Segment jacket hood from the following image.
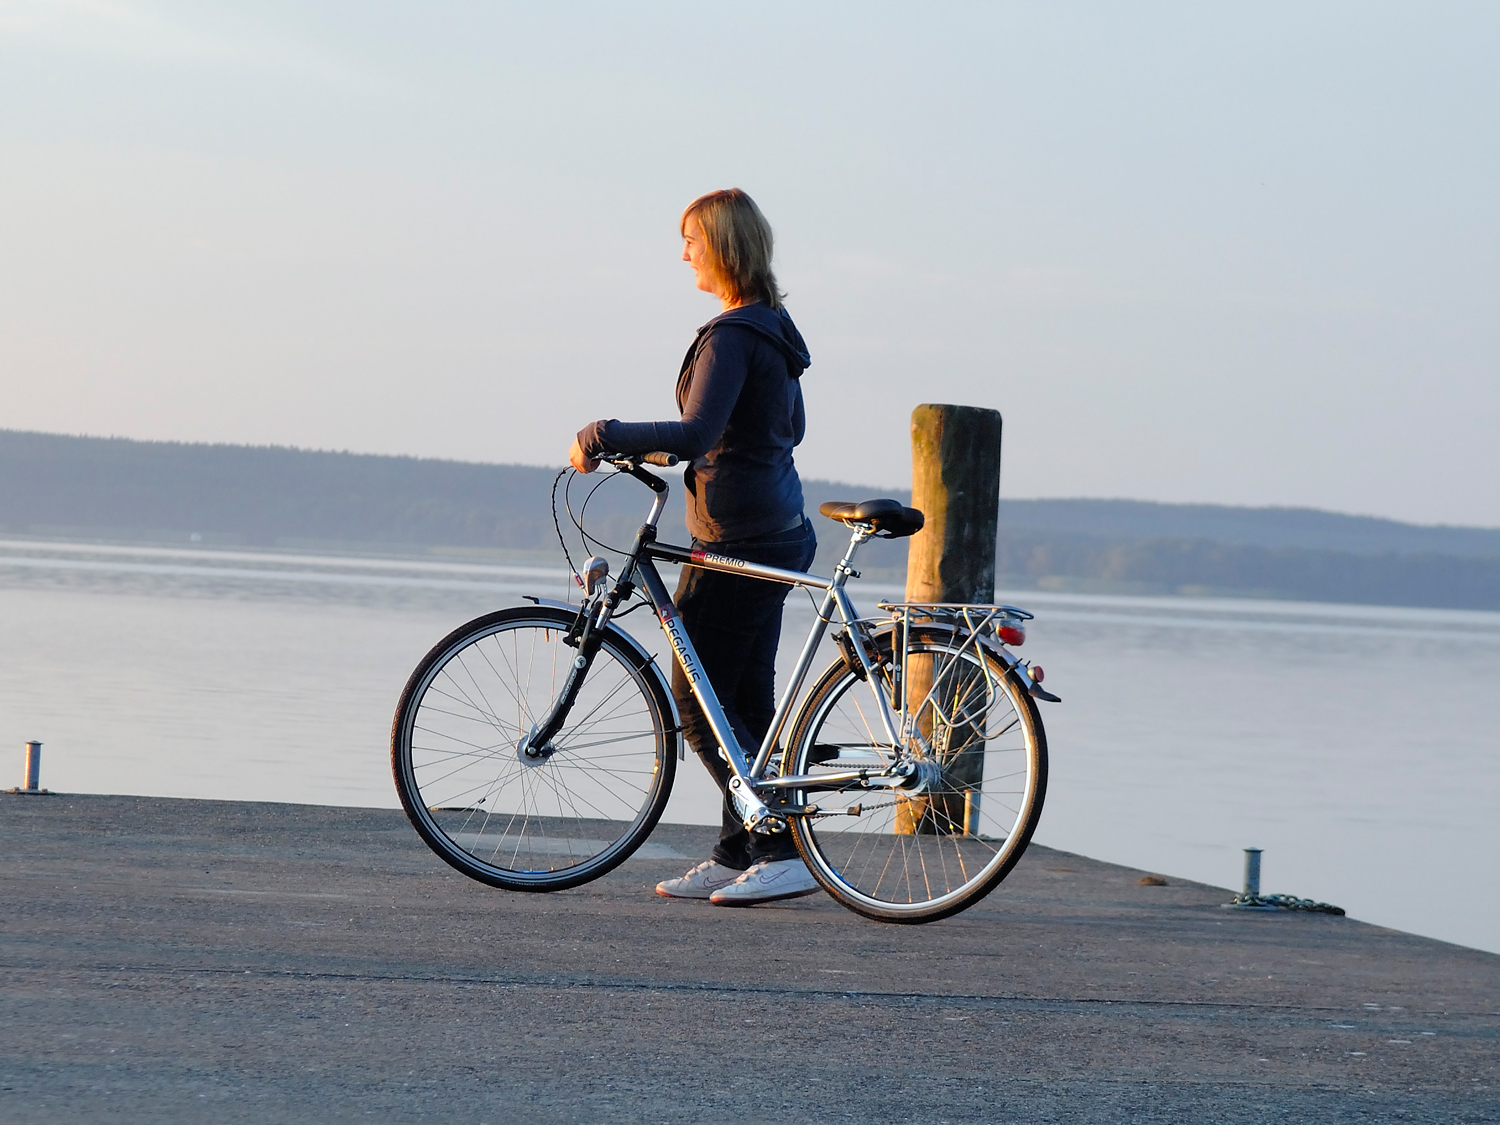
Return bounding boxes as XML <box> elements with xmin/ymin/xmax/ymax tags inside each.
<box><xmin>702</xmin><ymin>303</ymin><xmax>811</xmax><ymax>376</ymax></box>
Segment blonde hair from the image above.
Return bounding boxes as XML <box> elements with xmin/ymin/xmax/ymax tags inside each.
<box><xmin>681</xmin><ymin>188</ymin><xmax>784</xmax><ymax>310</ymax></box>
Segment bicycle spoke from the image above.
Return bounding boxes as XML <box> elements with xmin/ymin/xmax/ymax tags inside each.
<box><xmin>790</xmin><ymin>632</ymin><xmax>1045</xmax><ymax>920</ymax></box>
<box><xmin>395</xmin><ymin>612</ymin><xmax>673</xmax><ymax>889</ymax></box>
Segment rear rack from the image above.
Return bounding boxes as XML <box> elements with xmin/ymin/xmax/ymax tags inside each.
<box><xmin>876</xmin><ymin>601</ymin><xmax>1056</xmax><ymax>700</ymax></box>
<box><xmin>876</xmin><ymin>602</ymin><xmax>1033</xmax><ymax>633</ymax></box>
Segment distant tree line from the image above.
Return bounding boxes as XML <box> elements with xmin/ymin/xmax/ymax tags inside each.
<box><xmin>992</xmin><ymin>531</ymin><xmax>1500</xmax><ymax>610</ymax></box>
<box><xmin>0</xmin><ymin>430</ymin><xmax>569</xmax><ymax>549</ymax></box>
<box><xmin>3</xmin><ymin>430</ymin><xmax>1498</xmax><ymax>612</ymax></box>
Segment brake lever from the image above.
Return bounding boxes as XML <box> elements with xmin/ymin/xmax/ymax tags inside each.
<box><xmin>597</xmin><ymin>452</ymin><xmax>674</xmax><ymax>494</ymax></box>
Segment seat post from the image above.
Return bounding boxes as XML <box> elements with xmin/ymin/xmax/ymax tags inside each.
<box><xmin>834</xmin><ymin>525</ymin><xmax>874</xmax><ymax>579</ymax></box>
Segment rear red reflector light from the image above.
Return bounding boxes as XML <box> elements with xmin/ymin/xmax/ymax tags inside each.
<box><xmin>997</xmin><ymin>625</ymin><xmax>1026</xmax><ymax>646</ymax></box>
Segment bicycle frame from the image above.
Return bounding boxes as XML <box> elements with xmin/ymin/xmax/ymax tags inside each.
<box><xmin>553</xmin><ymin>464</ymin><xmax>922</xmax><ymax>834</ymax></box>
<box><xmin>394</xmin><ymin>457</ymin><xmax>1055</xmax><ymax>919</ymax></box>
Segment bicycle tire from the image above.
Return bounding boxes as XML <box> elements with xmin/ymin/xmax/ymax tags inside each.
<box><xmin>391</xmin><ymin>605</ymin><xmax>677</xmax><ymax>891</ymax></box>
<box><xmin>785</xmin><ymin>626</ymin><xmax>1047</xmax><ymax>923</ymax></box>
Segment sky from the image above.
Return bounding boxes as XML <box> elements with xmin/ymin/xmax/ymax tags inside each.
<box><xmin>1</xmin><ymin>1</ymin><xmax>1496</xmax><ymax>526</ymax></box>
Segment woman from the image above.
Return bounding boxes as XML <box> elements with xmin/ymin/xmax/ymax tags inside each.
<box><xmin>569</xmin><ymin>188</ymin><xmax>818</xmax><ymax>907</ymax></box>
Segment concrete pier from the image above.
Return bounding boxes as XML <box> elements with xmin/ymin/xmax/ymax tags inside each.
<box><xmin>2</xmin><ymin>795</ymin><xmax>1496</xmax><ymax>1123</ymax></box>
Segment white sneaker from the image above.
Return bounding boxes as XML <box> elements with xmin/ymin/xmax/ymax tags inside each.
<box><xmin>655</xmin><ymin>860</ymin><xmax>744</xmax><ymax>900</ymax></box>
<box><xmin>708</xmin><ymin>858</ymin><xmax>819</xmax><ymax>906</ymax></box>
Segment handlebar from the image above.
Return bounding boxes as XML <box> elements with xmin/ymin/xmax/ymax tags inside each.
<box><xmin>595</xmin><ymin>451</ymin><xmax>678</xmax><ymax>469</ymax></box>
<box><xmin>595</xmin><ymin>452</ymin><xmax>678</xmax><ymax>494</ymax></box>
<box><xmin>597</xmin><ymin>451</ymin><xmax>678</xmax><ymax>469</ymax></box>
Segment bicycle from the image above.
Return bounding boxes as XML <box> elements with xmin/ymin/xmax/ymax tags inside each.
<box><xmin>391</xmin><ymin>453</ymin><xmax>1060</xmax><ymax>923</ymax></box>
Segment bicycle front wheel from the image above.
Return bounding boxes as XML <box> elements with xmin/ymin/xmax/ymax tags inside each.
<box><xmin>392</xmin><ymin>606</ymin><xmax>676</xmax><ymax>891</ymax></box>
<box><xmin>785</xmin><ymin>628</ymin><xmax>1047</xmax><ymax>923</ymax></box>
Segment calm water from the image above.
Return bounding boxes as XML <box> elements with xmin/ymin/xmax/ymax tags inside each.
<box><xmin>2</xmin><ymin>538</ymin><xmax>1496</xmax><ymax>953</ymax></box>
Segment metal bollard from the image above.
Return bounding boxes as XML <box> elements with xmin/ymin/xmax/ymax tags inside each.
<box><xmin>1242</xmin><ymin>847</ymin><xmax>1262</xmax><ymax>898</ymax></box>
<box><xmin>5</xmin><ymin>741</ymin><xmax>51</xmax><ymax>796</ymax></box>
<box><xmin>1223</xmin><ymin>846</ymin><xmax>1344</xmax><ymax>914</ymax></box>
<box><xmin>1221</xmin><ymin>846</ymin><xmax>1273</xmax><ymax>910</ymax></box>
<box><xmin>24</xmin><ymin>741</ymin><xmax>41</xmax><ymax>791</ymax></box>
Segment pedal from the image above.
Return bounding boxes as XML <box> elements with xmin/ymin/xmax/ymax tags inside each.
<box><xmin>728</xmin><ymin>776</ymin><xmax>787</xmax><ymax>835</ymax></box>
<box><xmin>749</xmin><ymin>814</ymin><xmax>789</xmax><ymax>836</ymax></box>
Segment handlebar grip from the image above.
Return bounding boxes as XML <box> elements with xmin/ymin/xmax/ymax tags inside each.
<box><xmin>643</xmin><ymin>452</ymin><xmax>679</xmax><ymax>467</ymax></box>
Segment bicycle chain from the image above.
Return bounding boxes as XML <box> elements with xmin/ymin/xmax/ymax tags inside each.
<box><xmin>1226</xmin><ymin>892</ymin><xmax>1345</xmax><ymax>915</ymax></box>
<box><xmin>800</xmin><ymin>796</ymin><xmax>917</xmax><ymax>819</ymax></box>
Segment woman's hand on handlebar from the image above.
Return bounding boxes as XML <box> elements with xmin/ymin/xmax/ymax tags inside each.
<box><xmin>568</xmin><ymin>439</ymin><xmax>600</xmax><ymax>474</ymax></box>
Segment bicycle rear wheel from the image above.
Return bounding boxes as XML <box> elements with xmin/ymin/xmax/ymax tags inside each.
<box><xmin>392</xmin><ymin>606</ymin><xmax>676</xmax><ymax>891</ymax></box>
<box><xmin>785</xmin><ymin>628</ymin><xmax>1046</xmax><ymax>923</ymax></box>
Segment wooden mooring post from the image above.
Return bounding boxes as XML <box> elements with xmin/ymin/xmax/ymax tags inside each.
<box><xmin>896</xmin><ymin>404</ymin><xmax>1002</xmax><ymax>836</ymax></box>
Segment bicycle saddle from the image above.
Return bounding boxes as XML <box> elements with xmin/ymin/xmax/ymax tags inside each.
<box><xmin>818</xmin><ymin>499</ymin><xmax>926</xmax><ymax>539</ymax></box>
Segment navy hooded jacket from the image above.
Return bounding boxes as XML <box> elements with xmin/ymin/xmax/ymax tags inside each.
<box><xmin>577</xmin><ymin>303</ymin><xmax>811</xmax><ymax>542</ymax></box>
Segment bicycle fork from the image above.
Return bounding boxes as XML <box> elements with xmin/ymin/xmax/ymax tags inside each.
<box><xmin>516</xmin><ymin>597</ymin><xmax>610</xmax><ymax>764</ymax></box>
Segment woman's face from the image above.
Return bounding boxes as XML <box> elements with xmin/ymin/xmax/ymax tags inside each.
<box><xmin>681</xmin><ymin>213</ymin><xmax>726</xmax><ymax>299</ymax></box>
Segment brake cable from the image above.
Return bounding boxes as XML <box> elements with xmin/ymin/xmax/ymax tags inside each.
<box><xmin>569</xmin><ymin>469</ymin><xmax>632</xmax><ymax>557</ymax></box>
<box><xmin>552</xmin><ymin>465</ymin><xmax>656</xmax><ymax>603</ymax></box>
<box><xmin>550</xmin><ymin>468</ymin><xmax>583</xmax><ymax>587</ymax></box>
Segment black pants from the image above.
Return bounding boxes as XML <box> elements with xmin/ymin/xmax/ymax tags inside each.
<box><xmin>670</xmin><ymin>517</ymin><xmax>818</xmax><ymax>870</ymax></box>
